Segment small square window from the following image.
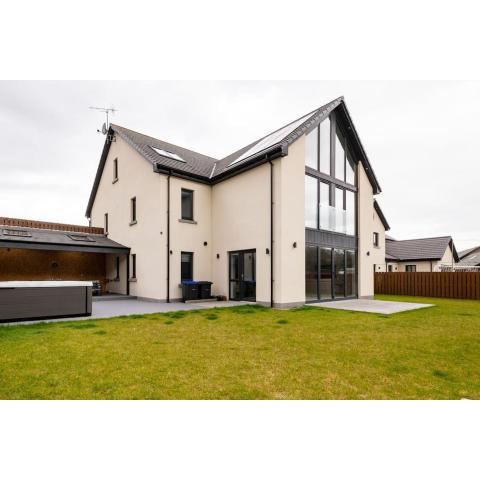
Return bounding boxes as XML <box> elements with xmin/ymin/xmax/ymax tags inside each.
<box><xmin>406</xmin><ymin>265</ymin><xmax>417</xmax><ymax>272</ymax></box>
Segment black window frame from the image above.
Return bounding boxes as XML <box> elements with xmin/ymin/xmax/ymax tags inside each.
<box><xmin>406</xmin><ymin>265</ymin><xmax>417</xmax><ymax>272</ymax></box>
<box><xmin>130</xmin><ymin>197</ymin><xmax>137</xmax><ymax>224</ymax></box>
<box><xmin>131</xmin><ymin>253</ymin><xmax>136</xmax><ymax>279</ymax></box>
<box><xmin>181</xmin><ymin>251</ymin><xmax>194</xmax><ymax>282</ymax></box>
<box><xmin>104</xmin><ymin>213</ymin><xmax>108</xmax><ymax>234</ymax></box>
<box><xmin>113</xmin><ymin>158</ymin><xmax>118</xmax><ymax>182</ymax></box>
<box><xmin>373</xmin><ymin>232</ymin><xmax>379</xmax><ymax>247</ymax></box>
<box><xmin>181</xmin><ymin>189</ymin><xmax>194</xmax><ymax>221</ymax></box>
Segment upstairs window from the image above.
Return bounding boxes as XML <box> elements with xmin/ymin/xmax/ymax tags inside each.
<box><xmin>335</xmin><ymin>129</ymin><xmax>346</xmax><ymax>182</ymax></box>
<box><xmin>181</xmin><ymin>189</ymin><xmax>194</xmax><ymax>221</ymax></box>
<box><xmin>305</xmin><ymin>127</ymin><xmax>318</xmax><ymax>170</ymax></box>
<box><xmin>113</xmin><ymin>158</ymin><xmax>118</xmax><ymax>182</ymax></box>
<box><xmin>319</xmin><ymin>117</ymin><xmax>331</xmax><ymax>175</ymax></box>
<box><xmin>130</xmin><ymin>197</ymin><xmax>137</xmax><ymax>224</ymax></box>
<box><xmin>373</xmin><ymin>232</ymin><xmax>379</xmax><ymax>247</ymax></box>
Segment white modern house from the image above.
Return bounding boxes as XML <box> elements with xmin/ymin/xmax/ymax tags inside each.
<box><xmin>86</xmin><ymin>97</ymin><xmax>387</xmax><ymax>307</ymax></box>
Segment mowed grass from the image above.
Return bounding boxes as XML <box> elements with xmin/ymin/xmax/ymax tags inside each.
<box><xmin>1</xmin><ymin>296</ymin><xmax>480</xmax><ymax>399</ymax></box>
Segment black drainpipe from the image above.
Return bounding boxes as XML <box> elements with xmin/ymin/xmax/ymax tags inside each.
<box><xmin>167</xmin><ymin>171</ymin><xmax>171</xmax><ymax>302</ymax></box>
<box><xmin>269</xmin><ymin>160</ymin><xmax>274</xmax><ymax>308</ymax></box>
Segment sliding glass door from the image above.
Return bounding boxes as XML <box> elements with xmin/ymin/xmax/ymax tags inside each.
<box><xmin>305</xmin><ymin>246</ymin><xmax>356</xmax><ymax>301</ymax></box>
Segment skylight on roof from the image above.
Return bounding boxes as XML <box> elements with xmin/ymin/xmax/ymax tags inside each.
<box><xmin>2</xmin><ymin>228</ymin><xmax>31</xmax><ymax>237</ymax></box>
<box><xmin>150</xmin><ymin>146</ymin><xmax>185</xmax><ymax>163</ymax></box>
<box><xmin>68</xmin><ymin>234</ymin><xmax>95</xmax><ymax>242</ymax></box>
<box><xmin>227</xmin><ymin>111</ymin><xmax>315</xmax><ymax>167</ymax></box>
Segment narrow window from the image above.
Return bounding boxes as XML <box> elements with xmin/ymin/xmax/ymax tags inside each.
<box><xmin>406</xmin><ymin>265</ymin><xmax>416</xmax><ymax>272</ymax></box>
<box><xmin>319</xmin><ymin>182</ymin><xmax>331</xmax><ymax>231</ymax></box>
<box><xmin>305</xmin><ymin>175</ymin><xmax>318</xmax><ymax>228</ymax></box>
<box><xmin>335</xmin><ymin>187</ymin><xmax>345</xmax><ymax>234</ymax></box>
<box><xmin>388</xmin><ymin>265</ymin><xmax>393</xmax><ymax>272</ymax></box>
<box><xmin>104</xmin><ymin>213</ymin><xmax>108</xmax><ymax>234</ymax></box>
<box><xmin>131</xmin><ymin>254</ymin><xmax>136</xmax><ymax>279</ymax></box>
<box><xmin>113</xmin><ymin>158</ymin><xmax>118</xmax><ymax>181</ymax></box>
<box><xmin>181</xmin><ymin>189</ymin><xmax>194</xmax><ymax>221</ymax></box>
<box><xmin>305</xmin><ymin>127</ymin><xmax>318</xmax><ymax>170</ymax></box>
<box><xmin>130</xmin><ymin>197</ymin><xmax>137</xmax><ymax>224</ymax></box>
<box><xmin>319</xmin><ymin>117</ymin><xmax>331</xmax><ymax>175</ymax></box>
<box><xmin>373</xmin><ymin>232</ymin><xmax>379</xmax><ymax>247</ymax></box>
<box><xmin>345</xmin><ymin>190</ymin><xmax>355</xmax><ymax>236</ymax></box>
<box><xmin>346</xmin><ymin>150</ymin><xmax>355</xmax><ymax>185</ymax></box>
<box><xmin>181</xmin><ymin>252</ymin><xmax>193</xmax><ymax>281</ymax></box>
<box><xmin>335</xmin><ymin>128</ymin><xmax>346</xmax><ymax>182</ymax></box>
<box><xmin>115</xmin><ymin>256</ymin><xmax>120</xmax><ymax>280</ymax></box>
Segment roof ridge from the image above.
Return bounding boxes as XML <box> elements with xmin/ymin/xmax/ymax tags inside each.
<box><xmin>391</xmin><ymin>235</ymin><xmax>452</xmax><ymax>242</ymax></box>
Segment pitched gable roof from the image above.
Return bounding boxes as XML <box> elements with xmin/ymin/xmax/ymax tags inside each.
<box><xmin>458</xmin><ymin>245</ymin><xmax>480</xmax><ymax>266</ymax></box>
<box><xmin>86</xmin><ymin>97</ymin><xmax>382</xmax><ymax>217</ymax></box>
<box><xmin>386</xmin><ymin>236</ymin><xmax>458</xmax><ymax>262</ymax></box>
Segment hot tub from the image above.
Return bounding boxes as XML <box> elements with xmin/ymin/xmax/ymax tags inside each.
<box><xmin>0</xmin><ymin>281</ymin><xmax>92</xmax><ymax>322</ymax></box>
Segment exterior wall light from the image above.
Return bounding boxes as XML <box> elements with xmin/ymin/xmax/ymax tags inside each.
<box><xmin>266</xmin><ymin>248</ymin><xmax>270</xmax><ymax>254</ymax></box>
<box><xmin>204</xmin><ymin>241</ymin><xmax>208</xmax><ymax>246</ymax></box>
<box><xmin>292</xmin><ymin>242</ymin><xmax>297</xmax><ymax>248</ymax></box>
<box><xmin>367</xmin><ymin>251</ymin><xmax>370</xmax><ymax>256</ymax></box>
<box><xmin>216</xmin><ymin>254</ymin><xmax>220</xmax><ymax>259</ymax></box>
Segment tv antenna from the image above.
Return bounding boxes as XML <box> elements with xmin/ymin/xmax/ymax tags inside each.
<box><xmin>89</xmin><ymin>106</ymin><xmax>117</xmax><ymax>134</ymax></box>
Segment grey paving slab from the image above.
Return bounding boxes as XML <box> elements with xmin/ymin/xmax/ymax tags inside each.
<box><xmin>1</xmin><ymin>299</ymin><xmax>251</xmax><ymax>326</ymax></box>
<box><xmin>310</xmin><ymin>299</ymin><xmax>434</xmax><ymax>314</ymax></box>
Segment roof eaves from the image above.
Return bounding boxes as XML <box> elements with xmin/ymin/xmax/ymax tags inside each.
<box><xmin>374</xmin><ymin>200</ymin><xmax>390</xmax><ymax>231</ymax></box>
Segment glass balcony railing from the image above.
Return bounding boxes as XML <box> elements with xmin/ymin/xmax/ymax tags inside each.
<box><xmin>320</xmin><ymin>204</ymin><xmax>355</xmax><ymax>236</ymax></box>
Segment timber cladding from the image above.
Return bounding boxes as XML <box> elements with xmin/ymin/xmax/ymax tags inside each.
<box><xmin>375</xmin><ymin>272</ymin><xmax>480</xmax><ymax>300</ymax></box>
<box><xmin>0</xmin><ymin>248</ymin><xmax>106</xmax><ymax>292</ymax></box>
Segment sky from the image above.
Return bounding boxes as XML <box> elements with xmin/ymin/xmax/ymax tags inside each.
<box><xmin>0</xmin><ymin>81</ymin><xmax>478</xmax><ymax>251</ymax></box>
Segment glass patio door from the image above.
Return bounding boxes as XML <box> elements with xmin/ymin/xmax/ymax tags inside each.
<box><xmin>229</xmin><ymin>250</ymin><xmax>256</xmax><ymax>301</ymax></box>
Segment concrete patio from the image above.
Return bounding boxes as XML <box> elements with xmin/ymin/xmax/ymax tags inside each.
<box><xmin>310</xmin><ymin>298</ymin><xmax>434</xmax><ymax>314</ymax></box>
<box><xmin>1</xmin><ymin>298</ymin><xmax>252</xmax><ymax>326</ymax></box>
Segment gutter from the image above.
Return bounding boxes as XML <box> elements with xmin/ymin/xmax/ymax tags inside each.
<box><xmin>269</xmin><ymin>160</ymin><xmax>274</xmax><ymax>308</ymax></box>
<box><xmin>166</xmin><ymin>170</ymin><xmax>171</xmax><ymax>302</ymax></box>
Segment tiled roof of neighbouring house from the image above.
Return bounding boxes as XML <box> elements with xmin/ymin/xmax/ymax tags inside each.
<box><xmin>385</xmin><ymin>236</ymin><xmax>457</xmax><ymax>262</ymax></box>
<box><xmin>457</xmin><ymin>245</ymin><xmax>480</xmax><ymax>266</ymax></box>
<box><xmin>86</xmin><ymin>96</ymin><xmax>382</xmax><ymax>217</ymax></box>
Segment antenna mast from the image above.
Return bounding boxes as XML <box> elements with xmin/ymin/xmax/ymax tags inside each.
<box><xmin>89</xmin><ymin>106</ymin><xmax>117</xmax><ymax>132</ymax></box>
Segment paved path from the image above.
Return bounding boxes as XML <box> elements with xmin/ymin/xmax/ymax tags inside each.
<box><xmin>1</xmin><ymin>299</ymin><xmax>250</xmax><ymax>326</ymax></box>
<box><xmin>310</xmin><ymin>298</ymin><xmax>434</xmax><ymax>314</ymax></box>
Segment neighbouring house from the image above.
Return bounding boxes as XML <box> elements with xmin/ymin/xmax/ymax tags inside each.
<box><xmin>0</xmin><ymin>217</ymin><xmax>129</xmax><ymax>293</ymax></box>
<box><xmin>86</xmin><ymin>96</ymin><xmax>387</xmax><ymax>307</ymax></box>
<box><xmin>384</xmin><ymin>235</ymin><xmax>458</xmax><ymax>272</ymax></box>
<box><xmin>457</xmin><ymin>245</ymin><xmax>480</xmax><ymax>268</ymax></box>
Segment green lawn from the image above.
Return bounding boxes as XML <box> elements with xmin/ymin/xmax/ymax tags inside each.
<box><xmin>1</xmin><ymin>295</ymin><xmax>480</xmax><ymax>399</ymax></box>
